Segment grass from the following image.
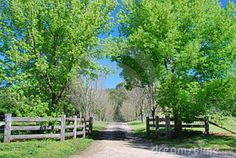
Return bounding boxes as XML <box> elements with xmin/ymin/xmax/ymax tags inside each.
<box><xmin>89</xmin><ymin>121</ymin><xmax>107</xmax><ymax>139</ymax></box>
<box><xmin>93</xmin><ymin>121</ymin><xmax>107</xmax><ymax>131</ymax></box>
<box><xmin>209</xmin><ymin>117</ymin><xmax>236</xmax><ymax>134</ymax></box>
<box><xmin>0</xmin><ymin>120</ymin><xmax>107</xmax><ymax>158</ymax></box>
<box><xmin>189</xmin><ymin>117</ymin><xmax>236</xmax><ymax>134</ymax></box>
<box><xmin>128</xmin><ymin>118</ymin><xmax>236</xmax><ymax>152</ymax></box>
<box><xmin>0</xmin><ymin>138</ymin><xmax>92</xmax><ymax>158</ymax></box>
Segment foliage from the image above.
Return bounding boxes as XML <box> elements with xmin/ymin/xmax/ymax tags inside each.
<box><xmin>0</xmin><ymin>86</ymin><xmax>49</xmax><ymax>116</ymax></box>
<box><xmin>117</xmin><ymin>0</ymin><xmax>236</xmax><ymax>122</ymax></box>
<box><xmin>109</xmin><ymin>84</ymin><xmax>127</xmax><ymax>121</ymax></box>
<box><xmin>0</xmin><ymin>0</ymin><xmax>116</xmax><ymax>116</ymax></box>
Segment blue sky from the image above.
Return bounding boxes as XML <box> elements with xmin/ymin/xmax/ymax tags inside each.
<box><xmin>99</xmin><ymin>0</ymin><xmax>236</xmax><ymax>89</ymax></box>
<box><xmin>221</xmin><ymin>0</ymin><xmax>236</xmax><ymax>7</ymax></box>
<box><xmin>98</xmin><ymin>2</ymin><xmax>122</xmax><ymax>89</ymax></box>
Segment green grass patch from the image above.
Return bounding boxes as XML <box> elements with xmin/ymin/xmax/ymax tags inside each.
<box><xmin>128</xmin><ymin>120</ymin><xmax>236</xmax><ymax>152</ymax></box>
<box><xmin>90</xmin><ymin>121</ymin><xmax>107</xmax><ymax>139</ymax></box>
<box><xmin>210</xmin><ymin>117</ymin><xmax>236</xmax><ymax>134</ymax></box>
<box><xmin>0</xmin><ymin>138</ymin><xmax>92</xmax><ymax>158</ymax></box>
<box><xmin>93</xmin><ymin>121</ymin><xmax>107</xmax><ymax>131</ymax></box>
<box><xmin>190</xmin><ymin>117</ymin><xmax>236</xmax><ymax>134</ymax></box>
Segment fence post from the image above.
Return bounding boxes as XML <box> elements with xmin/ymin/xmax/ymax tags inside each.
<box><xmin>83</xmin><ymin>118</ymin><xmax>86</xmax><ymax>138</ymax></box>
<box><xmin>73</xmin><ymin>116</ymin><xmax>77</xmax><ymax>139</ymax></box>
<box><xmin>4</xmin><ymin>114</ymin><xmax>12</xmax><ymax>143</ymax></box>
<box><xmin>89</xmin><ymin>117</ymin><xmax>93</xmax><ymax>134</ymax></box>
<box><xmin>165</xmin><ymin>115</ymin><xmax>171</xmax><ymax>139</ymax></box>
<box><xmin>204</xmin><ymin>117</ymin><xmax>209</xmax><ymax>135</ymax></box>
<box><xmin>60</xmin><ymin>115</ymin><xmax>66</xmax><ymax>141</ymax></box>
<box><xmin>146</xmin><ymin>116</ymin><xmax>150</xmax><ymax>136</ymax></box>
<box><xmin>155</xmin><ymin>116</ymin><xmax>159</xmax><ymax>138</ymax></box>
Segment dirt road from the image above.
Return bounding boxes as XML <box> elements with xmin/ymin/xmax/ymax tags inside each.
<box><xmin>72</xmin><ymin>122</ymin><xmax>235</xmax><ymax>158</ymax></box>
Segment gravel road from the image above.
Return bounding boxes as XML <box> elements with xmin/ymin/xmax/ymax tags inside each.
<box><xmin>72</xmin><ymin>122</ymin><xmax>236</xmax><ymax>158</ymax></box>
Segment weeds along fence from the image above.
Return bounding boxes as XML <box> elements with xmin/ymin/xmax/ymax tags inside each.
<box><xmin>1</xmin><ymin>114</ymin><xmax>93</xmax><ymax>143</ymax></box>
<box><xmin>146</xmin><ymin>116</ymin><xmax>209</xmax><ymax>139</ymax></box>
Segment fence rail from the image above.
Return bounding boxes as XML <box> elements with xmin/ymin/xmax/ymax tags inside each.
<box><xmin>146</xmin><ymin>116</ymin><xmax>209</xmax><ymax>139</ymax></box>
<box><xmin>2</xmin><ymin>114</ymin><xmax>93</xmax><ymax>143</ymax></box>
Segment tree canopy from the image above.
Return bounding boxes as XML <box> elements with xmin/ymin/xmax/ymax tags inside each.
<box><xmin>0</xmin><ymin>0</ymin><xmax>116</xmax><ymax>116</ymax></box>
<box><xmin>116</xmin><ymin>0</ymin><xmax>236</xmax><ymax>123</ymax></box>
<box><xmin>0</xmin><ymin>0</ymin><xmax>235</xmax><ymax>123</ymax></box>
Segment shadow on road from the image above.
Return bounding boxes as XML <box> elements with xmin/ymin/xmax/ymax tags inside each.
<box><xmin>89</xmin><ymin>123</ymin><xmax>132</xmax><ymax>141</ymax></box>
<box><xmin>87</xmin><ymin>122</ymin><xmax>235</xmax><ymax>158</ymax></box>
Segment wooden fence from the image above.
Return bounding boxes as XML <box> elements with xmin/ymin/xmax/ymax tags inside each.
<box><xmin>146</xmin><ymin>116</ymin><xmax>209</xmax><ymax>138</ymax></box>
<box><xmin>2</xmin><ymin>114</ymin><xmax>93</xmax><ymax>143</ymax></box>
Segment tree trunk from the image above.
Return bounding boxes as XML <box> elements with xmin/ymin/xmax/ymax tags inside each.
<box><xmin>140</xmin><ymin>108</ymin><xmax>143</xmax><ymax>123</ymax></box>
<box><xmin>51</xmin><ymin>93</ymin><xmax>57</xmax><ymax>108</ymax></box>
<box><xmin>174</xmin><ymin>115</ymin><xmax>182</xmax><ymax>132</ymax></box>
<box><xmin>140</xmin><ymin>100</ymin><xmax>144</xmax><ymax>123</ymax></box>
<box><xmin>135</xmin><ymin>108</ymin><xmax>138</xmax><ymax>121</ymax></box>
<box><xmin>151</xmin><ymin>106</ymin><xmax>155</xmax><ymax>119</ymax></box>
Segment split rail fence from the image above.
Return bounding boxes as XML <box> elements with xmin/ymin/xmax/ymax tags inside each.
<box><xmin>1</xmin><ymin>114</ymin><xmax>93</xmax><ymax>143</ymax></box>
<box><xmin>146</xmin><ymin>116</ymin><xmax>209</xmax><ymax>138</ymax></box>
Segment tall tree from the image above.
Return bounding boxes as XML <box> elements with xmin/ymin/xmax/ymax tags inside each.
<box><xmin>109</xmin><ymin>83</ymin><xmax>127</xmax><ymax>121</ymax></box>
<box><xmin>117</xmin><ymin>0</ymin><xmax>236</xmax><ymax>131</ymax></box>
<box><xmin>122</xmin><ymin>87</ymin><xmax>149</xmax><ymax>122</ymax></box>
<box><xmin>0</xmin><ymin>0</ymin><xmax>116</xmax><ymax>116</ymax></box>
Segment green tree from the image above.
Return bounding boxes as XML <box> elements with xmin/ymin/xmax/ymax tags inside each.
<box><xmin>0</xmin><ymin>0</ymin><xmax>116</xmax><ymax>116</ymax></box>
<box><xmin>117</xmin><ymin>0</ymin><xmax>236</xmax><ymax>131</ymax></box>
<box><xmin>109</xmin><ymin>83</ymin><xmax>127</xmax><ymax>121</ymax></box>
